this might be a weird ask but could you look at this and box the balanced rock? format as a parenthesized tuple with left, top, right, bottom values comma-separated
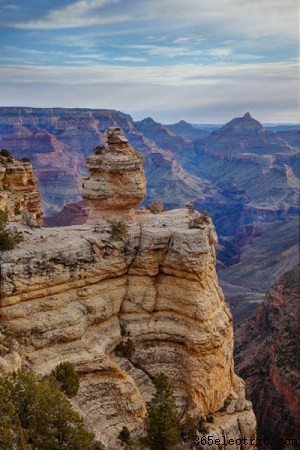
(81, 127, 146, 223)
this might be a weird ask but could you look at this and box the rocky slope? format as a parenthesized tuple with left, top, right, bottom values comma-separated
(0, 130, 256, 449)
(235, 265, 300, 447)
(0, 152, 42, 226)
(164, 120, 210, 141)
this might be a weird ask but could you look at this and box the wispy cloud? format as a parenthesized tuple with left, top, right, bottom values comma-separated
(12, 0, 298, 43)
(14, 0, 128, 29)
(113, 56, 147, 62)
(0, 61, 297, 123)
(2, 4, 20, 10)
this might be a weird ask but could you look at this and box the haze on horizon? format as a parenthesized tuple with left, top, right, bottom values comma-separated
(0, 0, 299, 124)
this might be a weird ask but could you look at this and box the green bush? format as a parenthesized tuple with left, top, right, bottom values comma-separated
(108, 220, 128, 241)
(189, 215, 209, 228)
(0, 149, 11, 157)
(115, 339, 135, 359)
(0, 225, 23, 251)
(0, 334, 15, 356)
(50, 361, 79, 398)
(93, 441, 106, 450)
(20, 157, 31, 163)
(14, 204, 21, 215)
(118, 426, 131, 446)
(120, 321, 130, 337)
(197, 416, 209, 434)
(0, 209, 8, 223)
(0, 370, 95, 449)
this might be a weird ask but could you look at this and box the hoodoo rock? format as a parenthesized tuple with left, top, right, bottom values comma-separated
(82, 127, 146, 223)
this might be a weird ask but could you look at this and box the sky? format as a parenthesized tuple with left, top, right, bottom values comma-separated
(0, 0, 299, 124)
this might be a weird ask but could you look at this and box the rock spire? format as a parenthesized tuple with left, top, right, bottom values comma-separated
(81, 127, 146, 223)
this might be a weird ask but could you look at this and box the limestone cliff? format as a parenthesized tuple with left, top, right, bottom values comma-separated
(0, 129, 256, 449)
(0, 152, 42, 226)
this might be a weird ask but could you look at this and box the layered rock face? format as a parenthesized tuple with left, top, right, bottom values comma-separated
(0, 153, 42, 225)
(235, 265, 300, 447)
(0, 131, 256, 448)
(82, 127, 146, 223)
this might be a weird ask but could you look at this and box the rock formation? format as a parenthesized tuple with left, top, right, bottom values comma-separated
(0, 152, 42, 226)
(1, 107, 298, 325)
(0, 129, 256, 449)
(82, 127, 146, 223)
(235, 265, 300, 447)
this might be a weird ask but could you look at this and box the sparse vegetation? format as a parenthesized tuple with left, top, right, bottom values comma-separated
(220, 393, 234, 412)
(14, 203, 21, 215)
(0, 209, 8, 222)
(50, 361, 79, 398)
(0, 334, 15, 356)
(0, 149, 11, 158)
(118, 426, 131, 446)
(145, 373, 182, 450)
(20, 157, 31, 163)
(120, 320, 130, 337)
(0, 209, 23, 250)
(189, 215, 210, 228)
(93, 145, 106, 155)
(115, 338, 135, 359)
(197, 416, 209, 434)
(108, 219, 128, 241)
(0, 370, 95, 449)
(93, 441, 106, 450)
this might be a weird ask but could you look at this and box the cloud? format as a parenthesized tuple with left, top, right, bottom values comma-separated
(12, 0, 298, 44)
(14, 0, 128, 29)
(2, 4, 20, 10)
(113, 56, 147, 62)
(0, 64, 297, 123)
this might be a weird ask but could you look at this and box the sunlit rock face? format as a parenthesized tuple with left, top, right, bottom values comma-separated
(0, 154, 43, 226)
(0, 132, 256, 449)
(82, 127, 146, 223)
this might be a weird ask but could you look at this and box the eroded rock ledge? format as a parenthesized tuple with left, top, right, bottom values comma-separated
(0, 209, 255, 448)
(0, 153, 43, 226)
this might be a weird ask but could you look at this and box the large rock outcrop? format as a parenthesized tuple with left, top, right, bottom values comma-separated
(0, 130, 256, 448)
(0, 152, 42, 226)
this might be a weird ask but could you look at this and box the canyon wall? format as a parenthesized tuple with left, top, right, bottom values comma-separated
(235, 265, 300, 447)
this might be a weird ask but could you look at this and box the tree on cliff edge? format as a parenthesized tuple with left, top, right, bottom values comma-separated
(0, 370, 95, 449)
(145, 373, 182, 450)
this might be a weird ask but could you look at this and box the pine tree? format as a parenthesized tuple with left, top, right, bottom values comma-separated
(145, 373, 182, 450)
(0, 370, 95, 449)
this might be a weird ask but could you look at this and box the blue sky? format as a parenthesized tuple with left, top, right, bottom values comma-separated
(0, 0, 299, 123)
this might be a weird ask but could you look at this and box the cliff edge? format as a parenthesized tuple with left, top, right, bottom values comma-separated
(0, 129, 256, 448)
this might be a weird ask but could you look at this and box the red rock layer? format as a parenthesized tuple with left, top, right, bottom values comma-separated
(235, 265, 300, 447)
